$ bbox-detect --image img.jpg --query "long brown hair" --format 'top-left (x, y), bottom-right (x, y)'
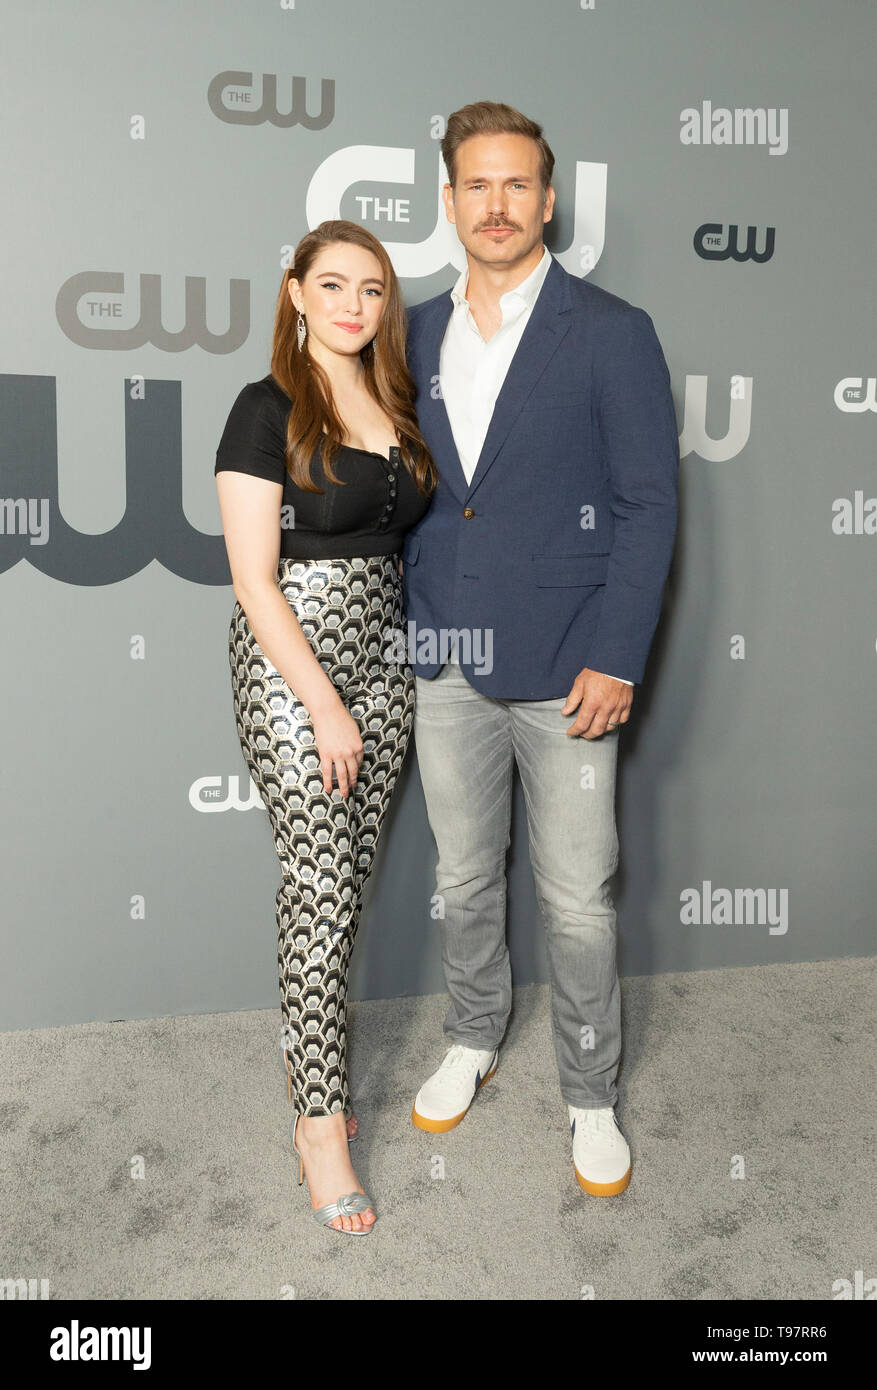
top-left (270, 220), bottom-right (437, 497)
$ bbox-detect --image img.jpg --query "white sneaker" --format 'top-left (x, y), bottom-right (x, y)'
top-left (412, 1043), bottom-right (499, 1133)
top-left (568, 1104), bottom-right (632, 1196)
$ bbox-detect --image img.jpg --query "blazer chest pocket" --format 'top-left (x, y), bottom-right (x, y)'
top-left (520, 391), bottom-right (590, 414)
top-left (531, 552), bottom-right (609, 587)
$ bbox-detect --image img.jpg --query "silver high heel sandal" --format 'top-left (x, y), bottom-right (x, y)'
top-left (290, 1112), bottom-right (376, 1235)
top-left (284, 1049), bottom-right (357, 1143)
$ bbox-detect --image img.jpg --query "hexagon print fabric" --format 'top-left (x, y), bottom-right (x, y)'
top-left (227, 554), bottom-right (414, 1117)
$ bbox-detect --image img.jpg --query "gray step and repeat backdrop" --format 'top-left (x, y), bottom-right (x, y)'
top-left (2, 0), bottom-right (874, 1032)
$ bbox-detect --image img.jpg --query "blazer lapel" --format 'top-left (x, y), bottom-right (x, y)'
top-left (414, 297), bottom-right (468, 504)
top-left (465, 256), bottom-right (572, 499)
top-left (413, 254), bottom-right (573, 505)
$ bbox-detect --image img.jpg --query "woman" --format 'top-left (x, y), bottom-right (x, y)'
top-left (215, 220), bottom-right (436, 1234)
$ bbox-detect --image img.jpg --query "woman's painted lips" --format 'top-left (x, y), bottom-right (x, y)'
top-left (334, 321), bottom-right (363, 332)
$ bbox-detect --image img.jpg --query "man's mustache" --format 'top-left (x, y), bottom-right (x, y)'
top-left (475, 220), bottom-right (521, 231)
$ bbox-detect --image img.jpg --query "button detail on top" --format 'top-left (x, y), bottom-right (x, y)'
top-left (463, 507), bottom-right (474, 518)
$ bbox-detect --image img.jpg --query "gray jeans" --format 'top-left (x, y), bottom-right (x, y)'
top-left (412, 654), bottom-right (622, 1109)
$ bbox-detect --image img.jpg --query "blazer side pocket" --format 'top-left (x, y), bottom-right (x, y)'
top-left (401, 533), bottom-right (421, 564)
top-left (531, 552), bottom-right (609, 587)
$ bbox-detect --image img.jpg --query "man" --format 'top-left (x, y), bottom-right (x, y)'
top-left (401, 101), bottom-right (679, 1195)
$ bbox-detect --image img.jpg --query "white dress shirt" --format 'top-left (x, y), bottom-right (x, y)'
top-left (438, 244), bottom-right (633, 687)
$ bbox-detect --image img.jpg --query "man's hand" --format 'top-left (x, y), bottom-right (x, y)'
top-left (561, 667), bottom-right (633, 739)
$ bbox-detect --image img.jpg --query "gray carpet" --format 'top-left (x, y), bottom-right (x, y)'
top-left (1, 957), bottom-right (874, 1300)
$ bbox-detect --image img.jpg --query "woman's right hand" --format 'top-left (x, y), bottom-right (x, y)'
top-left (311, 702), bottom-right (364, 798)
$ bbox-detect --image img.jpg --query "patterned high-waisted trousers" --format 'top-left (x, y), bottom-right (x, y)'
top-left (227, 554), bottom-right (414, 1117)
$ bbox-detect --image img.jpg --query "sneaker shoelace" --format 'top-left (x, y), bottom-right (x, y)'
top-left (442, 1043), bottom-right (475, 1072)
top-left (437, 1044), bottom-right (489, 1094)
top-left (575, 1108), bottom-right (619, 1137)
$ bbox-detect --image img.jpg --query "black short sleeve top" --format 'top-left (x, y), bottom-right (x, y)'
top-left (214, 374), bottom-right (431, 559)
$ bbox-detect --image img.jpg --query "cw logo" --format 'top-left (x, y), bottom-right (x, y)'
top-left (56, 273), bottom-right (249, 352)
top-left (679, 375), bottom-right (753, 461)
top-left (834, 377), bottom-right (877, 413)
top-left (207, 71), bottom-right (334, 128)
top-left (189, 774), bottom-right (265, 813)
top-left (693, 223), bottom-right (775, 262)
top-left (0, 374), bottom-right (230, 585)
top-left (306, 146), bottom-right (607, 280)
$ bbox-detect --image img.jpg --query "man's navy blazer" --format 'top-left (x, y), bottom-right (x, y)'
top-left (401, 252), bottom-right (679, 697)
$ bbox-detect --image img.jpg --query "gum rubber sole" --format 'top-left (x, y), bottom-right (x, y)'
top-left (574, 1162), bottom-right (632, 1196)
top-left (411, 1063), bottom-right (497, 1133)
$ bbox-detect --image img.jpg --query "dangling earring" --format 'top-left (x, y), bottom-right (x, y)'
top-left (296, 310), bottom-right (307, 352)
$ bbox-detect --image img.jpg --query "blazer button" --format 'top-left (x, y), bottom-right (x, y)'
top-left (463, 507), bottom-right (474, 519)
